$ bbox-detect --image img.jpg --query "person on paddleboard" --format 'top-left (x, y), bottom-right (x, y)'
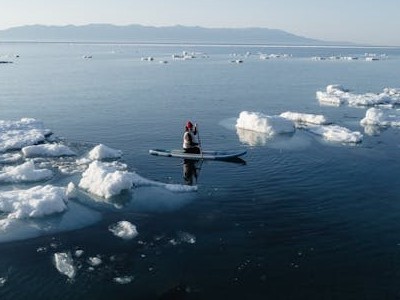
top-left (183, 121), bottom-right (200, 154)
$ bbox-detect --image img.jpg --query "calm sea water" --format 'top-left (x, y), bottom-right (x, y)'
top-left (1, 42), bottom-right (400, 299)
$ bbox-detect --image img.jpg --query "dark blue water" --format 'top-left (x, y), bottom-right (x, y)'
top-left (1, 42), bottom-right (400, 299)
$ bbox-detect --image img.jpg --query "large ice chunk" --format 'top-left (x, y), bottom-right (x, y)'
top-left (0, 118), bottom-right (51, 152)
top-left (360, 108), bottom-right (400, 127)
top-left (0, 185), bottom-right (68, 219)
top-left (88, 144), bottom-right (122, 160)
top-left (79, 161), bottom-right (134, 199)
top-left (236, 111), bottom-right (295, 136)
top-left (22, 144), bottom-right (76, 158)
top-left (0, 161), bottom-right (53, 183)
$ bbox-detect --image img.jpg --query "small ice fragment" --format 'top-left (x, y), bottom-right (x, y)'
top-left (88, 256), bottom-right (102, 267)
top-left (0, 277), bottom-right (7, 287)
top-left (177, 231), bottom-right (196, 244)
top-left (22, 144), bottom-right (76, 158)
top-left (75, 249), bottom-right (84, 257)
top-left (109, 221), bottom-right (138, 240)
top-left (54, 252), bottom-right (76, 279)
top-left (113, 276), bottom-right (134, 284)
top-left (0, 161), bottom-right (53, 183)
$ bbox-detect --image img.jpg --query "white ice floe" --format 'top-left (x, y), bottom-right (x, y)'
top-left (79, 161), bottom-right (197, 199)
top-left (316, 85), bottom-right (400, 107)
top-left (280, 111), bottom-right (328, 125)
top-left (22, 144), bottom-right (76, 158)
top-left (236, 111), bottom-right (295, 136)
top-left (109, 220), bottom-right (138, 240)
top-left (79, 161), bottom-right (134, 199)
top-left (0, 161), bottom-right (53, 183)
top-left (0, 185), bottom-right (68, 219)
top-left (54, 252), bottom-right (76, 279)
top-left (307, 124), bottom-right (363, 143)
top-left (0, 118), bottom-right (51, 152)
top-left (88, 144), bottom-right (122, 160)
top-left (360, 108), bottom-right (400, 127)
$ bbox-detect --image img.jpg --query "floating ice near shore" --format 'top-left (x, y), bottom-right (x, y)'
top-left (22, 144), bottom-right (76, 158)
top-left (307, 124), bottom-right (363, 143)
top-left (0, 118), bottom-right (51, 152)
top-left (280, 111), bottom-right (328, 125)
top-left (0, 161), bottom-right (53, 183)
top-left (236, 111), bottom-right (295, 136)
top-left (360, 108), bottom-right (400, 127)
top-left (54, 252), bottom-right (76, 279)
top-left (109, 220), bottom-right (138, 240)
top-left (316, 85), bottom-right (400, 107)
top-left (88, 144), bottom-right (122, 160)
top-left (0, 185), bottom-right (68, 220)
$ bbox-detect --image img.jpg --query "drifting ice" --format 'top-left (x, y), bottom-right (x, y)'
top-left (280, 111), bottom-right (328, 125)
top-left (307, 124), bottom-right (363, 143)
top-left (54, 252), bottom-right (76, 279)
top-left (0, 161), bottom-right (53, 183)
top-left (360, 108), bottom-right (400, 127)
top-left (22, 144), bottom-right (76, 158)
top-left (316, 85), bottom-right (400, 107)
top-left (0, 185), bottom-right (68, 220)
top-left (0, 118), bottom-right (51, 152)
top-left (236, 111), bottom-right (295, 135)
top-left (88, 144), bottom-right (122, 160)
top-left (109, 220), bottom-right (138, 240)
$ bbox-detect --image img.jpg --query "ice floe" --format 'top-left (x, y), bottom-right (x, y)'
top-left (88, 144), bottom-right (122, 160)
top-left (280, 111), bottom-right (328, 125)
top-left (0, 185), bottom-right (68, 220)
top-left (113, 276), bottom-right (134, 284)
top-left (236, 111), bottom-right (362, 144)
top-left (307, 124), bottom-right (363, 144)
top-left (0, 161), bottom-right (53, 183)
top-left (0, 153), bottom-right (22, 164)
top-left (360, 108), bottom-right (400, 127)
top-left (79, 161), bottom-right (197, 199)
top-left (22, 144), bottom-right (76, 158)
top-left (316, 85), bottom-right (400, 107)
top-left (236, 111), bottom-right (295, 136)
top-left (0, 118), bottom-right (51, 152)
top-left (109, 220), bottom-right (138, 240)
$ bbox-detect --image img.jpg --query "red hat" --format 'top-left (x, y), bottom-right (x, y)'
top-left (186, 121), bottom-right (193, 129)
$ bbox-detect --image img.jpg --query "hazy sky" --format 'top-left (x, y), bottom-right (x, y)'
top-left (1, 0), bottom-right (399, 46)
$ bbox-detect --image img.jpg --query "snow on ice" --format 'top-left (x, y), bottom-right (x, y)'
top-left (88, 144), bottom-right (122, 160)
top-left (360, 108), bottom-right (400, 127)
top-left (0, 118), bottom-right (51, 152)
top-left (22, 144), bottom-right (76, 158)
top-left (280, 111), bottom-right (329, 125)
top-left (236, 111), bottom-right (295, 135)
top-left (0, 161), bottom-right (53, 183)
top-left (0, 185), bottom-right (68, 220)
top-left (54, 252), bottom-right (76, 279)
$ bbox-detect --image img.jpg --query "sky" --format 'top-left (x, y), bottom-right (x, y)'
top-left (1, 0), bottom-right (399, 46)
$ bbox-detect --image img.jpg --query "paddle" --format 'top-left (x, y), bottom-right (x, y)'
top-left (195, 123), bottom-right (203, 159)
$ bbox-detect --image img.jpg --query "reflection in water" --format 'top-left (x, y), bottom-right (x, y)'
top-left (183, 159), bottom-right (200, 185)
top-left (236, 127), bottom-right (270, 146)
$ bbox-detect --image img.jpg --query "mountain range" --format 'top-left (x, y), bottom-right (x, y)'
top-left (0, 24), bottom-right (336, 45)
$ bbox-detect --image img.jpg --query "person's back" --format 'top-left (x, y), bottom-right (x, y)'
top-left (182, 121), bottom-right (200, 154)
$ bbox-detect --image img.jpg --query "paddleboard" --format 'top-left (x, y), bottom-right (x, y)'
top-left (149, 149), bottom-right (246, 160)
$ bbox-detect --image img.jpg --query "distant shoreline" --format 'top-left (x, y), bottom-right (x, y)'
top-left (0, 40), bottom-right (398, 49)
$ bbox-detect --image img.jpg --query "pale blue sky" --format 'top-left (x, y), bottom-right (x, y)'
top-left (1, 0), bottom-right (399, 46)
